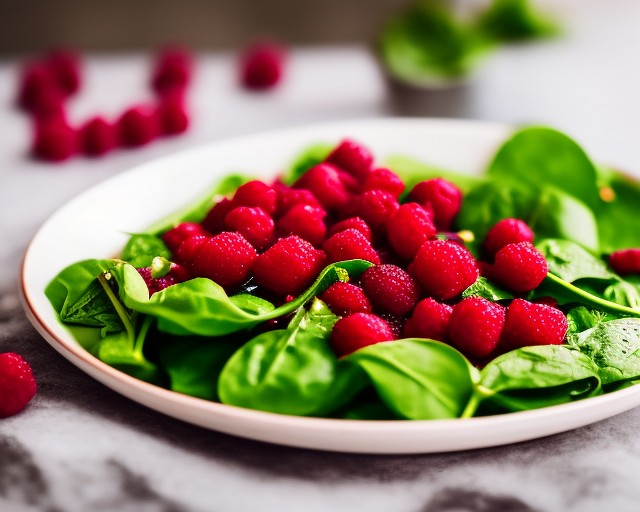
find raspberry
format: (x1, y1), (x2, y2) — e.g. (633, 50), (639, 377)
(233, 180), (277, 215)
(277, 204), (327, 247)
(240, 42), (285, 90)
(362, 168), (405, 198)
(79, 116), (117, 156)
(350, 189), (399, 232)
(330, 313), (396, 357)
(31, 117), (77, 162)
(403, 298), (453, 341)
(0, 353), (37, 418)
(500, 298), (568, 351)
(225, 206), (275, 250)
(293, 163), (350, 212)
(337, 169), (360, 193)
(26, 85), (65, 121)
(610, 249), (640, 276)
(192, 232), (257, 290)
(448, 297), (506, 359)
(323, 229), (380, 265)
(17, 62), (58, 111)
(162, 222), (208, 253)
(202, 198), (235, 234)
(156, 93), (189, 135)
(325, 139), (373, 180)
(409, 178), (462, 231)
(320, 282), (372, 316)
(483, 218), (535, 258)
(252, 236), (327, 295)
(491, 242), (548, 293)
(174, 234), (208, 270)
(327, 217), (372, 242)
(151, 46), (193, 96)
(386, 203), (436, 260)
(533, 296), (559, 309)
(137, 263), (189, 295)
(360, 264), (420, 316)
(274, 184), (321, 216)
(412, 240), (479, 300)
(117, 105), (160, 147)
(46, 48), (81, 96)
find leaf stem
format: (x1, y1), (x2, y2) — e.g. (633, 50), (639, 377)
(460, 385), (493, 419)
(98, 273), (136, 344)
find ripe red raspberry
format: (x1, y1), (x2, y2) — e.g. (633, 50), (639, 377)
(202, 198), (235, 234)
(233, 180), (277, 215)
(162, 222), (208, 253)
(330, 313), (396, 357)
(320, 282), (372, 316)
(360, 264), (420, 316)
(409, 178), (462, 231)
(362, 168), (405, 198)
(174, 234), (208, 271)
(403, 298), (453, 341)
(240, 42), (285, 90)
(386, 203), (436, 260)
(252, 235), (327, 295)
(327, 217), (372, 242)
(491, 242), (548, 293)
(274, 184), (321, 216)
(337, 169), (360, 193)
(26, 85), (65, 121)
(412, 240), (479, 300)
(17, 62), (59, 111)
(0, 353), (37, 418)
(79, 116), (117, 156)
(117, 105), (160, 147)
(350, 189), (399, 232)
(323, 229), (380, 265)
(610, 249), (640, 276)
(225, 206), (275, 250)
(137, 262), (189, 295)
(325, 139), (373, 180)
(483, 218), (535, 258)
(533, 296), (559, 309)
(31, 117), (77, 162)
(192, 232), (257, 290)
(293, 163), (350, 212)
(46, 48), (82, 96)
(500, 298), (568, 351)
(156, 93), (189, 135)
(448, 297), (506, 359)
(277, 203), (327, 247)
(151, 46), (193, 96)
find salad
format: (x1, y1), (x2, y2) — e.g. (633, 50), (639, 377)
(46, 126), (640, 421)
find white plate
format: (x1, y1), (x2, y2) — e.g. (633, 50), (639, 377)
(20, 118), (640, 454)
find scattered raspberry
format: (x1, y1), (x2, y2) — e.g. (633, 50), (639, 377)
(17, 62), (59, 111)
(483, 218), (535, 258)
(79, 116), (117, 156)
(192, 232), (257, 290)
(610, 249), (640, 276)
(362, 167), (405, 198)
(327, 217), (372, 242)
(156, 93), (189, 135)
(320, 282), (372, 316)
(117, 105), (160, 147)
(26, 85), (65, 121)
(151, 46), (193, 96)
(500, 298), (568, 351)
(31, 117), (77, 162)
(233, 180), (277, 215)
(386, 202), (436, 260)
(277, 203), (326, 247)
(491, 242), (548, 293)
(412, 240), (479, 300)
(325, 139), (373, 180)
(350, 189), (399, 232)
(0, 353), (37, 419)
(448, 297), (506, 359)
(252, 235), (327, 295)
(240, 42), (285, 90)
(46, 48), (82, 96)
(274, 185), (321, 216)
(323, 229), (380, 265)
(403, 298), (453, 341)
(202, 198), (235, 234)
(162, 222), (208, 253)
(225, 206), (275, 250)
(293, 163), (350, 212)
(330, 313), (396, 357)
(409, 178), (462, 231)
(360, 264), (420, 316)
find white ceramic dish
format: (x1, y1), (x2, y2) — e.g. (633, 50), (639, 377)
(20, 118), (640, 454)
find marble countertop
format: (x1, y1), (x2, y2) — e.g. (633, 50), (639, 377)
(2, 1), (640, 511)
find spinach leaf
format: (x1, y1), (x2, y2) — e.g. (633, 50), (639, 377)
(120, 234), (171, 268)
(603, 281), (640, 310)
(567, 306), (619, 334)
(568, 318), (640, 386)
(462, 276), (513, 301)
(345, 338), (477, 420)
(536, 239), (615, 283)
(596, 172), (640, 252)
(281, 143), (333, 185)
(477, 0), (559, 42)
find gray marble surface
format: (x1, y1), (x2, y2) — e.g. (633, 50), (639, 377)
(2, 1), (640, 511)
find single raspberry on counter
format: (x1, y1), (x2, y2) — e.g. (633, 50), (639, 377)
(483, 218), (535, 258)
(0, 353), (37, 419)
(46, 48), (82, 96)
(25, 85), (65, 121)
(386, 202), (436, 261)
(323, 228), (381, 265)
(499, 298), (568, 351)
(320, 282), (372, 316)
(403, 298), (453, 341)
(239, 42), (285, 90)
(202, 198), (235, 234)
(409, 178), (462, 231)
(191, 232), (257, 290)
(31, 117), (77, 162)
(350, 189), (399, 232)
(117, 105), (160, 147)
(156, 93), (190, 135)
(233, 180), (277, 215)
(360, 264), (420, 317)
(361, 167), (405, 198)
(325, 139), (373, 180)
(252, 235), (327, 295)
(225, 206), (275, 250)
(79, 116), (117, 156)
(609, 249), (640, 276)
(273, 184), (321, 216)
(151, 46), (193, 96)
(327, 217), (372, 242)
(448, 297), (506, 359)
(277, 203), (327, 247)
(293, 163), (350, 212)
(491, 242), (548, 293)
(412, 239), (479, 300)
(162, 222), (209, 253)
(330, 313), (396, 357)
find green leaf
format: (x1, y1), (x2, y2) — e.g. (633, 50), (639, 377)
(97, 328), (162, 384)
(603, 281), (640, 310)
(566, 306), (619, 334)
(477, 0), (560, 42)
(281, 143), (333, 185)
(536, 239), (616, 283)
(346, 338), (477, 420)
(462, 276), (513, 301)
(596, 172), (640, 252)
(121, 234), (171, 268)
